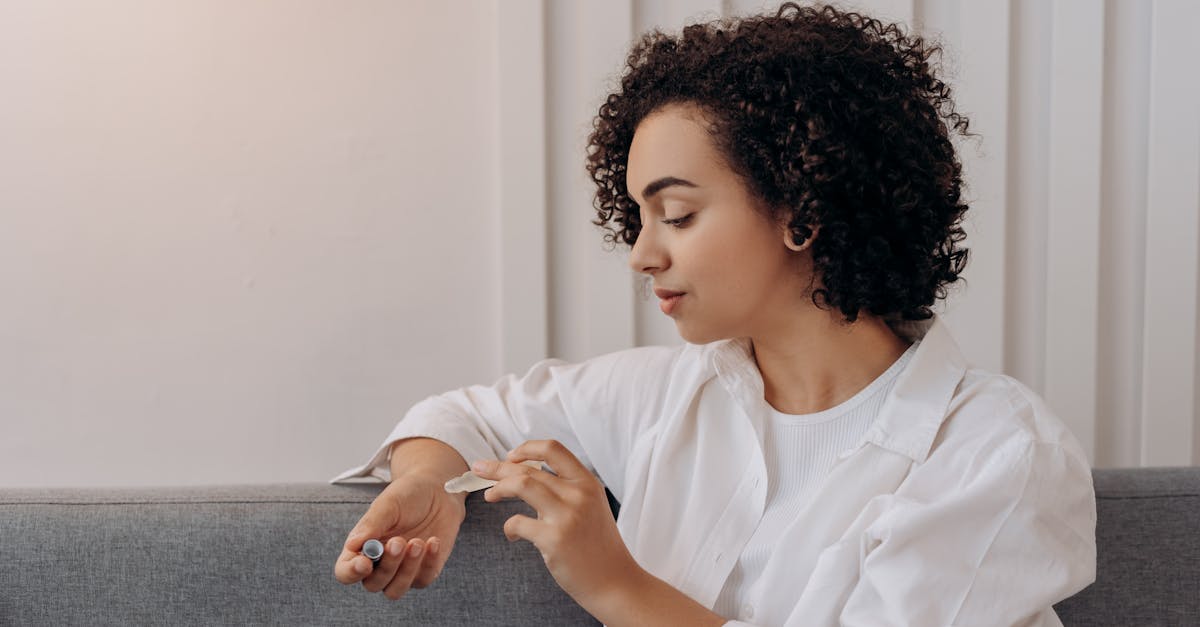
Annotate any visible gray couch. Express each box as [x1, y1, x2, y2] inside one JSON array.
[[2, 467, 1197, 626]]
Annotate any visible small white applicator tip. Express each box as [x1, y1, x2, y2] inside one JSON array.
[[443, 460, 543, 494]]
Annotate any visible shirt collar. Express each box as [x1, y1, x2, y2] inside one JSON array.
[[704, 313, 968, 465]]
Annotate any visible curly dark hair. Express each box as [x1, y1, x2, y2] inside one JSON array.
[[585, 2, 973, 324]]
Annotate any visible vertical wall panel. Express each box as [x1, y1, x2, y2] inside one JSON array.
[[941, 1, 1010, 375], [883, 0, 1014, 374], [1043, 0, 1104, 464], [546, 0, 635, 362], [1096, 0, 1151, 469], [578, 1, 637, 357], [545, 1, 583, 361], [1139, 0, 1200, 466], [1006, 0, 1052, 399], [496, 0, 548, 374]]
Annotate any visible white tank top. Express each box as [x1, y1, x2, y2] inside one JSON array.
[[712, 340, 920, 622]]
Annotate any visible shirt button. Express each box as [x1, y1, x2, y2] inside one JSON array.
[[742, 603, 754, 619]]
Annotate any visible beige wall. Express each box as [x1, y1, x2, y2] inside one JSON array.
[[3, 0, 1198, 488], [0, 1, 501, 486]]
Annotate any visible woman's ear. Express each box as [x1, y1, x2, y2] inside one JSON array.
[[782, 222, 819, 252]]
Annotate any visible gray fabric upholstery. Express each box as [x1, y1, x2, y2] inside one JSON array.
[[1, 467, 1196, 626], [0, 483, 599, 626], [1052, 467, 1200, 626]]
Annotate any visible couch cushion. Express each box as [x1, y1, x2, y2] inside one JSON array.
[[0, 483, 599, 626]]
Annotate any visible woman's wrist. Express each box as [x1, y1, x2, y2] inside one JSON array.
[[388, 437, 469, 482]]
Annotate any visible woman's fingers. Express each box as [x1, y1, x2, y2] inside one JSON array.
[[361, 537, 408, 593], [382, 538, 428, 600], [484, 471, 558, 512], [412, 537, 443, 589], [506, 440, 589, 481], [334, 546, 375, 584], [340, 534, 445, 598]]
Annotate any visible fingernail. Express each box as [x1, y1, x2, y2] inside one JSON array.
[[410, 541, 424, 557], [355, 559, 370, 574], [388, 539, 404, 557], [471, 460, 494, 472]]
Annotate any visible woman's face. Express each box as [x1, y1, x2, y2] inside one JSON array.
[[626, 103, 810, 345]]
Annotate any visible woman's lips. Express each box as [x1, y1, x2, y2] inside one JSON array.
[[659, 293, 685, 315]]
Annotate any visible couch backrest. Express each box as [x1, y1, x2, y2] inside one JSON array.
[[1052, 467, 1200, 625], [1, 467, 1197, 625], [0, 483, 594, 626]]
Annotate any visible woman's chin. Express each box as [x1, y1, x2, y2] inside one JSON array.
[[676, 324, 726, 346]]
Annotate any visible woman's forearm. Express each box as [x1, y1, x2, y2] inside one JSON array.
[[589, 566, 728, 627]]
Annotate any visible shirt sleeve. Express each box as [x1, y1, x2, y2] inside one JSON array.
[[330, 344, 683, 503], [838, 435, 1098, 627]]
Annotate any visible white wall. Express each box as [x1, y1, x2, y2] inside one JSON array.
[[2, 0, 1197, 488], [0, 1, 502, 487]]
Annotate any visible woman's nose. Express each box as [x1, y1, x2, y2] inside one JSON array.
[[628, 229, 666, 274]]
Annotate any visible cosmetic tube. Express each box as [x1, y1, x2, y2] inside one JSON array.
[[362, 538, 385, 567]]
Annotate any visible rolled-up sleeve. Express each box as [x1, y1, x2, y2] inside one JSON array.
[[839, 437, 1097, 627], [331, 345, 682, 500]]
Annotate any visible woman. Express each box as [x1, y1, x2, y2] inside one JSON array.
[[332, 3, 1096, 625]]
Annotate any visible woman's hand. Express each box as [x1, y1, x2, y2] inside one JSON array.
[[471, 439, 643, 612], [333, 472, 467, 600]]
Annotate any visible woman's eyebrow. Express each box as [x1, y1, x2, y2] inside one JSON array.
[[640, 176, 698, 202]]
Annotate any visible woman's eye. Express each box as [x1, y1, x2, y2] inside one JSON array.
[[660, 213, 694, 228]]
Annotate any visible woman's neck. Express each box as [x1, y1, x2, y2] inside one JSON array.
[[751, 312, 912, 415]]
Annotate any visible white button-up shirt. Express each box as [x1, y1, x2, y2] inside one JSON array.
[[334, 314, 1097, 626]]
